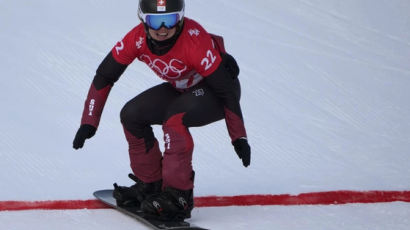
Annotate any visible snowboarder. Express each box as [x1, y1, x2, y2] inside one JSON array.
[[73, 0, 251, 221]]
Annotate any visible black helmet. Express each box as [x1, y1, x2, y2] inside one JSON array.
[[138, 0, 185, 31], [139, 0, 184, 14]]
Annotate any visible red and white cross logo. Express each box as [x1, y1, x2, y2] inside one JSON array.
[[157, 0, 166, 11]]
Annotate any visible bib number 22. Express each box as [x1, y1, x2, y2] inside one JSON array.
[[201, 50, 217, 71]]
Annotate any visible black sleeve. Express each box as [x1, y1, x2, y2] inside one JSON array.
[[80, 51, 128, 128], [205, 53, 247, 141], [92, 51, 128, 90]]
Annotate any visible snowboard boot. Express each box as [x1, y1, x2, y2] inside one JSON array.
[[113, 173, 162, 207], [141, 186, 194, 221]]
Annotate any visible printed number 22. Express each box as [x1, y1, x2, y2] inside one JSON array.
[[201, 50, 217, 71]]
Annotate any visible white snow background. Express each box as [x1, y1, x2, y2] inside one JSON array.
[[1, 0, 410, 229]]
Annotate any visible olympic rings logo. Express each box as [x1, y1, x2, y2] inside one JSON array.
[[139, 54, 187, 79]]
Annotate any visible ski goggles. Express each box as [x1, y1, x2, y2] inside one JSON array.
[[139, 11, 184, 30]]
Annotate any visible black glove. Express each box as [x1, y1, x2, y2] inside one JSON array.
[[232, 137, 251, 167], [73, 124, 96, 149]]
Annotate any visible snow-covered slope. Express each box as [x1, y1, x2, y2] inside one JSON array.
[[1, 0, 410, 202], [2, 203, 410, 230]]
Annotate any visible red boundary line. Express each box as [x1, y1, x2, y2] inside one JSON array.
[[1, 190, 410, 211]]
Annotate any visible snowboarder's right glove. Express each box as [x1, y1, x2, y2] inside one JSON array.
[[232, 137, 251, 167], [73, 124, 96, 149]]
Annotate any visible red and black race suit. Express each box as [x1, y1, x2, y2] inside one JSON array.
[[80, 17, 247, 142]]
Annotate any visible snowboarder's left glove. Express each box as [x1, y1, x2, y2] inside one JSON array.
[[232, 137, 251, 167]]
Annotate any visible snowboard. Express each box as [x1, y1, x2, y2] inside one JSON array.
[[93, 189, 208, 230]]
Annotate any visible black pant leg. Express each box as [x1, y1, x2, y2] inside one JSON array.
[[164, 78, 241, 127], [120, 82, 180, 142]]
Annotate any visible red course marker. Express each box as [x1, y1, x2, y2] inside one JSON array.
[[1, 190, 410, 211]]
